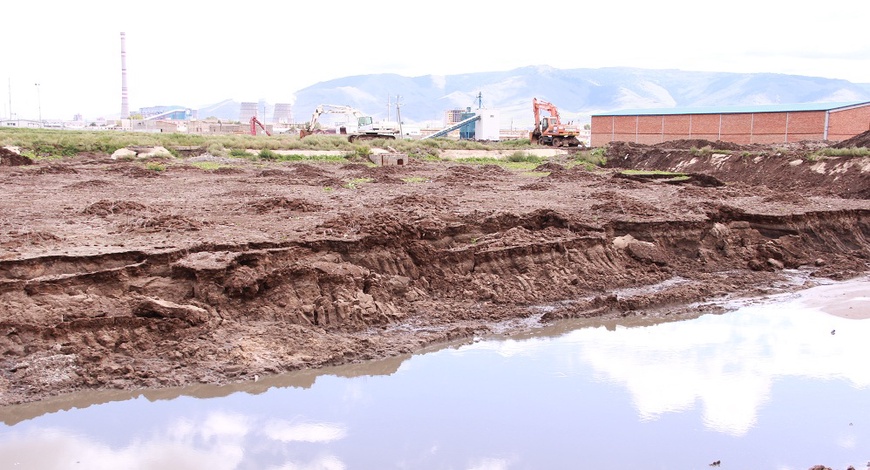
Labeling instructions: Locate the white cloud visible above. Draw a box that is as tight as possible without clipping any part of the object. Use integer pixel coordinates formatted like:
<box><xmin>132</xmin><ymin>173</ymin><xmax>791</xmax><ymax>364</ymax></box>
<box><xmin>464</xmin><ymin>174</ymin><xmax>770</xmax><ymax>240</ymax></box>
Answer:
<box><xmin>262</xmin><ymin>421</ymin><xmax>348</xmax><ymax>443</ymax></box>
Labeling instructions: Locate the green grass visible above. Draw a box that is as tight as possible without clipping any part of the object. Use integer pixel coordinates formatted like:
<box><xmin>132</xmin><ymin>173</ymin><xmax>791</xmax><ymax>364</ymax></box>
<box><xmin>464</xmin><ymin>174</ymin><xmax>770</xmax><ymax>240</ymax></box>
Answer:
<box><xmin>258</xmin><ymin>149</ymin><xmax>279</xmax><ymax>160</ymax></box>
<box><xmin>229</xmin><ymin>148</ymin><xmax>251</xmax><ymax>157</ymax></box>
<box><xmin>573</xmin><ymin>147</ymin><xmax>607</xmax><ymax>167</ymax></box>
<box><xmin>453</xmin><ymin>157</ymin><xmax>543</xmax><ymax>171</ymax></box>
<box><xmin>144</xmin><ymin>162</ymin><xmax>166</xmax><ymax>172</ymax></box>
<box><xmin>809</xmin><ymin>147</ymin><xmax>870</xmax><ymax>158</ymax></box>
<box><xmin>343</xmin><ymin>177</ymin><xmax>373</xmax><ymax>189</ymax></box>
<box><xmin>0</xmin><ymin>127</ymin><xmax>552</xmax><ymax>164</ymax></box>
<box><xmin>505</xmin><ymin>151</ymin><xmax>542</xmax><ymax>163</ymax></box>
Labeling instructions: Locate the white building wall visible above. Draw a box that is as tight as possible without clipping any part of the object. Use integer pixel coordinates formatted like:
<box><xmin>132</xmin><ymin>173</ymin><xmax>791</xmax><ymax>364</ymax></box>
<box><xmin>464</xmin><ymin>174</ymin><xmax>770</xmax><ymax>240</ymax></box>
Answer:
<box><xmin>475</xmin><ymin>109</ymin><xmax>500</xmax><ymax>141</ymax></box>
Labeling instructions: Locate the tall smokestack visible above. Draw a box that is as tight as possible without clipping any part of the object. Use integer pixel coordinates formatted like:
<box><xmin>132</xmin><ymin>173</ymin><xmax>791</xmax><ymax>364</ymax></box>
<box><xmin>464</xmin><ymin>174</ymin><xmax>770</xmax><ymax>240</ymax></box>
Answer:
<box><xmin>120</xmin><ymin>32</ymin><xmax>129</xmax><ymax>119</ymax></box>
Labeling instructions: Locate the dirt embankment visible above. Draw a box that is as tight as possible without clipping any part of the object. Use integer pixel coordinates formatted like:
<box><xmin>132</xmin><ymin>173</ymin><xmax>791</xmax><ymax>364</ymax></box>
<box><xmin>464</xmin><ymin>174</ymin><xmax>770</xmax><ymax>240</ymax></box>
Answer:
<box><xmin>0</xmin><ymin>140</ymin><xmax>868</xmax><ymax>405</ymax></box>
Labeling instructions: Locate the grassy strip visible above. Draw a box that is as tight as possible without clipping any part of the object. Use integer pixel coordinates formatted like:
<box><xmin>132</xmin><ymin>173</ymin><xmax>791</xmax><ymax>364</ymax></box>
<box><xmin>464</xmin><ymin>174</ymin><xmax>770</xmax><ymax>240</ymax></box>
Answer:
<box><xmin>809</xmin><ymin>147</ymin><xmax>870</xmax><ymax>158</ymax></box>
<box><xmin>0</xmin><ymin>128</ymin><xmax>539</xmax><ymax>160</ymax></box>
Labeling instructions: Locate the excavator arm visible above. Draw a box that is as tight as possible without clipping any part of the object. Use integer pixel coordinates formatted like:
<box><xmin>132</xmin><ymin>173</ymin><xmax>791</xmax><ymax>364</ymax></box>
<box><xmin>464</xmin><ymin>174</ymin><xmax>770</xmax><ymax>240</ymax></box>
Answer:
<box><xmin>532</xmin><ymin>98</ymin><xmax>562</xmax><ymax>128</ymax></box>
<box><xmin>300</xmin><ymin>104</ymin><xmax>367</xmax><ymax>138</ymax></box>
<box><xmin>250</xmin><ymin>116</ymin><xmax>271</xmax><ymax>136</ymax></box>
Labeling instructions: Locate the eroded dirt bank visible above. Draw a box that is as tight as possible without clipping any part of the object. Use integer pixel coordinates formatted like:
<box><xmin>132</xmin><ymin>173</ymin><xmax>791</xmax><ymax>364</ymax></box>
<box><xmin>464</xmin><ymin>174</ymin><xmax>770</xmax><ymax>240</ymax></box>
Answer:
<box><xmin>1</xmin><ymin>139</ymin><xmax>869</xmax><ymax>405</ymax></box>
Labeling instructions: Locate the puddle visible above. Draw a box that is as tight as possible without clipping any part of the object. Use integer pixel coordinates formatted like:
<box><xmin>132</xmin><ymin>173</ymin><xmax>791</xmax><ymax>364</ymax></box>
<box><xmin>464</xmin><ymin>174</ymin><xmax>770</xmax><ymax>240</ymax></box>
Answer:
<box><xmin>1</xmin><ymin>278</ymin><xmax>869</xmax><ymax>469</ymax></box>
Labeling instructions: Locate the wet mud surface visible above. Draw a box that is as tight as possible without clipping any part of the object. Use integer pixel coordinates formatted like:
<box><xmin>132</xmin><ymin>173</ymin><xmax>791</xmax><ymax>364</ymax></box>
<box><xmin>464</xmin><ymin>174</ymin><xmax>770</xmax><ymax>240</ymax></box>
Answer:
<box><xmin>1</xmin><ymin>137</ymin><xmax>869</xmax><ymax>405</ymax></box>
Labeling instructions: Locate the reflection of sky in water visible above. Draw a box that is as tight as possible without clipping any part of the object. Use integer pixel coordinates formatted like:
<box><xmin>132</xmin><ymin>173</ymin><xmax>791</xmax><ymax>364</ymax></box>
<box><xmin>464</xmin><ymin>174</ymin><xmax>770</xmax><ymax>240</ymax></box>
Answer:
<box><xmin>1</xmin><ymin>279</ymin><xmax>868</xmax><ymax>469</ymax></box>
<box><xmin>459</xmin><ymin>282</ymin><xmax>870</xmax><ymax>437</ymax></box>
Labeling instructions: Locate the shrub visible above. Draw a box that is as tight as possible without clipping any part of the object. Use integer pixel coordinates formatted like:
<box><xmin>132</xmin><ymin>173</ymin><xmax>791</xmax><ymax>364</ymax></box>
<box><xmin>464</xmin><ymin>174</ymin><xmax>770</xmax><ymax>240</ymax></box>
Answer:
<box><xmin>574</xmin><ymin>147</ymin><xmax>607</xmax><ymax>167</ymax></box>
<box><xmin>506</xmin><ymin>151</ymin><xmax>542</xmax><ymax>163</ymax></box>
<box><xmin>206</xmin><ymin>143</ymin><xmax>228</xmax><ymax>157</ymax></box>
<box><xmin>258</xmin><ymin>149</ymin><xmax>278</xmax><ymax>160</ymax></box>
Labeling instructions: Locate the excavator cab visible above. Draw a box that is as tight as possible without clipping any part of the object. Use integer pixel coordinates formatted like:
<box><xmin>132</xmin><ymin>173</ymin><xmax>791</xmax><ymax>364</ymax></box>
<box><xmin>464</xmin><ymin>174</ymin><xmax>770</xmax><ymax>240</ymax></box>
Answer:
<box><xmin>541</xmin><ymin>117</ymin><xmax>553</xmax><ymax>132</ymax></box>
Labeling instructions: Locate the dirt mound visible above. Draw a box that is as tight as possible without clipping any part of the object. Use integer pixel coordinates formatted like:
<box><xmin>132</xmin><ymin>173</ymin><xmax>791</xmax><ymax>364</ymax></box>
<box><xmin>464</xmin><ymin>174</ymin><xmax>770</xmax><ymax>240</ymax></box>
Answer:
<box><xmin>249</xmin><ymin>197</ymin><xmax>324</xmax><ymax>214</ymax></box>
<box><xmin>388</xmin><ymin>194</ymin><xmax>455</xmax><ymax>210</ymax></box>
<box><xmin>211</xmin><ymin>166</ymin><xmax>246</xmax><ymax>175</ymax></box>
<box><xmin>107</xmin><ymin>165</ymin><xmax>163</xmax><ymax>178</ymax></box>
<box><xmin>834</xmin><ymin>130</ymin><xmax>870</xmax><ymax>149</ymax></box>
<box><xmin>65</xmin><ymin>179</ymin><xmax>113</xmax><ymax>190</ymax></box>
<box><xmin>291</xmin><ymin>163</ymin><xmax>332</xmax><ymax>178</ymax></box>
<box><xmin>83</xmin><ymin>200</ymin><xmax>148</xmax><ymax>216</ymax></box>
<box><xmin>437</xmin><ymin>164</ymin><xmax>511</xmax><ymax>184</ymax></box>
<box><xmin>603</xmin><ymin>140</ymin><xmax>869</xmax><ymax>199</ymax></box>
<box><xmin>0</xmin><ymin>148</ymin><xmax>33</xmax><ymax>166</ymax></box>
<box><xmin>29</xmin><ymin>164</ymin><xmax>79</xmax><ymax>175</ymax></box>
<box><xmin>534</xmin><ymin>162</ymin><xmax>566</xmax><ymax>172</ymax></box>
<box><xmin>0</xmin><ymin>230</ymin><xmax>61</xmax><ymax>248</ymax></box>
<box><xmin>256</xmin><ymin>169</ymin><xmax>292</xmax><ymax>178</ymax></box>
<box><xmin>519</xmin><ymin>182</ymin><xmax>553</xmax><ymax>191</ymax></box>
<box><xmin>256</xmin><ymin>166</ymin><xmax>343</xmax><ymax>187</ymax></box>
<box><xmin>118</xmin><ymin>214</ymin><xmax>205</xmax><ymax>233</ymax></box>
<box><xmin>340</xmin><ymin>163</ymin><xmax>370</xmax><ymax>171</ymax></box>
<box><xmin>654</xmin><ymin>139</ymin><xmax>747</xmax><ymax>151</ymax></box>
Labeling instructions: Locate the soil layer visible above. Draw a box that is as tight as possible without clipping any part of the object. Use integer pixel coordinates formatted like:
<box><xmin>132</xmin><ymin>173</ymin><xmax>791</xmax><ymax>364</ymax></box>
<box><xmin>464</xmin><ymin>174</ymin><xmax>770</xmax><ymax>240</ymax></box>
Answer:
<box><xmin>1</xmin><ymin>138</ymin><xmax>869</xmax><ymax>405</ymax></box>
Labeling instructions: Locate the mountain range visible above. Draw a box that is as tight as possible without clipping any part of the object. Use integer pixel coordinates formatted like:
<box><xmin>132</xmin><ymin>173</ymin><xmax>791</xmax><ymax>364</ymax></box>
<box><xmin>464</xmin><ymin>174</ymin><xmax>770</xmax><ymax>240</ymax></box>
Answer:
<box><xmin>194</xmin><ymin>66</ymin><xmax>870</xmax><ymax>129</ymax></box>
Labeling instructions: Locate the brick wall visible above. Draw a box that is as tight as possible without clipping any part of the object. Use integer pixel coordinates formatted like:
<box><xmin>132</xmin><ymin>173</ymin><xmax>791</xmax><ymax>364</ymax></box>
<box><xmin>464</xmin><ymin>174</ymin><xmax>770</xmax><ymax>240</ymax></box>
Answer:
<box><xmin>592</xmin><ymin>104</ymin><xmax>870</xmax><ymax>146</ymax></box>
<box><xmin>829</xmin><ymin>105</ymin><xmax>870</xmax><ymax>141</ymax></box>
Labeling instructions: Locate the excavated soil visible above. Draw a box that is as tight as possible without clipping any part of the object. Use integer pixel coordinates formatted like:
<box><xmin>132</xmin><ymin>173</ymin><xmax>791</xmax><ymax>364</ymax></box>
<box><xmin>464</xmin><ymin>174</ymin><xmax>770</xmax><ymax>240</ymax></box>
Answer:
<box><xmin>1</xmin><ymin>139</ymin><xmax>869</xmax><ymax>406</ymax></box>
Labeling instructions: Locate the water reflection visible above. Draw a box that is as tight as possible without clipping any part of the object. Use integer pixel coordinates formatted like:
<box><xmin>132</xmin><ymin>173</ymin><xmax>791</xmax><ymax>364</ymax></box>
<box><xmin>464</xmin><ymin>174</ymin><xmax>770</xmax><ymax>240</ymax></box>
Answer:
<box><xmin>1</xmin><ymin>278</ymin><xmax>868</xmax><ymax>469</ymax></box>
<box><xmin>458</xmin><ymin>279</ymin><xmax>870</xmax><ymax>436</ymax></box>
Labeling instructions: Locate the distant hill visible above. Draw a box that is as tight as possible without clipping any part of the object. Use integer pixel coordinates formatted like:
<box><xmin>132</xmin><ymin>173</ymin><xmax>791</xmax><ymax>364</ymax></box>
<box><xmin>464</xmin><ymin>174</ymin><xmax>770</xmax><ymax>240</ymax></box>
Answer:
<box><xmin>196</xmin><ymin>66</ymin><xmax>870</xmax><ymax>129</ymax></box>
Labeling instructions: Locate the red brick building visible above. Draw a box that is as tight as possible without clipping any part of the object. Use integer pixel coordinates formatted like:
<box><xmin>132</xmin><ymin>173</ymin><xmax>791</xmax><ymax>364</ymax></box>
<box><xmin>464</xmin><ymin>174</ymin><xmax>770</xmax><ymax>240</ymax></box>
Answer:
<box><xmin>590</xmin><ymin>101</ymin><xmax>870</xmax><ymax>147</ymax></box>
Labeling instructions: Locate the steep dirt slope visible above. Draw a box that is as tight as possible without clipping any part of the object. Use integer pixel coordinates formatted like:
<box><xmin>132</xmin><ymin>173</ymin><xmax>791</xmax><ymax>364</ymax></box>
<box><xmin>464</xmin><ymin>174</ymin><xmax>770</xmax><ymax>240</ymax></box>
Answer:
<box><xmin>0</xmin><ymin>143</ymin><xmax>868</xmax><ymax>405</ymax></box>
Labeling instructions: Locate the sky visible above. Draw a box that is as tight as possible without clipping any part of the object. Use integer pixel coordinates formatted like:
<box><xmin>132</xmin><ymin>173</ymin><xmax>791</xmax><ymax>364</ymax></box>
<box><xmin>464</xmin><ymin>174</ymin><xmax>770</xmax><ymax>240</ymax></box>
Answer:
<box><xmin>2</xmin><ymin>0</ymin><xmax>869</xmax><ymax>121</ymax></box>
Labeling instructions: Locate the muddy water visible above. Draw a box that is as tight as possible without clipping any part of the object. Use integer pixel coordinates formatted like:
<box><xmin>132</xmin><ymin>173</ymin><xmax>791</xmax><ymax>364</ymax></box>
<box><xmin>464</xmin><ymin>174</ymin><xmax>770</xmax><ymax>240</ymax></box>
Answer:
<box><xmin>1</xmin><ymin>279</ymin><xmax>869</xmax><ymax>469</ymax></box>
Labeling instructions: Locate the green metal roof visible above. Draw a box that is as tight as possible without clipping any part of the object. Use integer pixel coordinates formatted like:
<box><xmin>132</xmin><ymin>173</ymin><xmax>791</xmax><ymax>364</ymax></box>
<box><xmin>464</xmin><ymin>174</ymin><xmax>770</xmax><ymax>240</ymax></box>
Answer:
<box><xmin>592</xmin><ymin>100</ymin><xmax>870</xmax><ymax>117</ymax></box>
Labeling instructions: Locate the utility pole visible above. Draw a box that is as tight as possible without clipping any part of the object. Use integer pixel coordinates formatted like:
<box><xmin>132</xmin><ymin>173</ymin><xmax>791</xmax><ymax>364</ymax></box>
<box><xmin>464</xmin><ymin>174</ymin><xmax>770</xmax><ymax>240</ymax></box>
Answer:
<box><xmin>8</xmin><ymin>78</ymin><xmax>12</xmax><ymax>120</ymax></box>
<box><xmin>395</xmin><ymin>94</ymin><xmax>403</xmax><ymax>138</ymax></box>
<box><xmin>35</xmin><ymin>83</ymin><xmax>42</xmax><ymax>123</ymax></box>
<box><xmin>386</xmin><ymin>94</ymin><xmax>391</xmax><ymax>122</ymax></box>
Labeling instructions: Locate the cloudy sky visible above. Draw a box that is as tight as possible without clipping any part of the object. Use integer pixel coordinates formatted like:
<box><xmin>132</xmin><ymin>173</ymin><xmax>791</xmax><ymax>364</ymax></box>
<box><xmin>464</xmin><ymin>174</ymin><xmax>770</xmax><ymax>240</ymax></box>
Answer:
<box><xmin>2</xmin><ymin>0</ymin><xmax>868</xmax><ymax>120</ymax></box>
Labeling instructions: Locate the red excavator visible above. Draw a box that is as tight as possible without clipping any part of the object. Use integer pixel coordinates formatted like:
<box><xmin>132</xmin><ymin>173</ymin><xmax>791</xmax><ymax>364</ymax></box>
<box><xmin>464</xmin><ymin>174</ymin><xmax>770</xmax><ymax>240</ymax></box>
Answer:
<box><xmin>250</xmin><ymin>116</ymin><xmax>271</xmax><ymax>136</ymax></box>
<box><xmin>530</xmin><ymin>98</ymin><xmax>581</xmax><ymax>147</ymax></box>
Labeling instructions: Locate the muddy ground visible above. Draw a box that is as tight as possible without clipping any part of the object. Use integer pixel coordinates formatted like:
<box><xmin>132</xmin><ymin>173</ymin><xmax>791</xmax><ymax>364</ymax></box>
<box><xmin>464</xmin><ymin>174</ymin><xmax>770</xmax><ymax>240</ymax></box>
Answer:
<box><xmin>1</xmin><ymin>136</ymin><xmax>869</xmax><ymax>406</ymax></box>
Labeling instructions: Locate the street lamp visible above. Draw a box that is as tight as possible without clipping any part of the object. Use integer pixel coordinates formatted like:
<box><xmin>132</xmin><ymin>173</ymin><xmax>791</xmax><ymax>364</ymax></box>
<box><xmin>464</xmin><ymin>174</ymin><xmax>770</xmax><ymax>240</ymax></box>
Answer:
<box><xmin>34</xmin><ymin>83</ymin><xmax>41</xmax><ymax>123</ymax></box>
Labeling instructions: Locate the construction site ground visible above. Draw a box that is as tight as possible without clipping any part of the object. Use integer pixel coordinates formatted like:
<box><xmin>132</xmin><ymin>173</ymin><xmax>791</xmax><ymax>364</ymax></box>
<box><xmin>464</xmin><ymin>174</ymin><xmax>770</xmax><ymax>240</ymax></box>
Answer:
<box><xmin>1</xmin><ymin>134</ymin><xmax>869</xmax><ymax>406</ymax></box>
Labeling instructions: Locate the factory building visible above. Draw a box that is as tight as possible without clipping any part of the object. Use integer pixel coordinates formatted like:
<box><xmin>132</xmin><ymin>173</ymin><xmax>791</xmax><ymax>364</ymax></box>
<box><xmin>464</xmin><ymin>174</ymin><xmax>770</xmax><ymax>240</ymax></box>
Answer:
<box><xmin>590</xmin><ymin>101</ymin><xmax>870</xmax><ymax>147</ymax></box>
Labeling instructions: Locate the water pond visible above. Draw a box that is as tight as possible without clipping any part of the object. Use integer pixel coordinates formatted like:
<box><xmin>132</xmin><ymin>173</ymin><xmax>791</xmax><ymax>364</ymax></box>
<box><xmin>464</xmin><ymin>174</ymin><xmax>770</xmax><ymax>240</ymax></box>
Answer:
<box><xmin>1</xmin><ymin>278</ymin><xmax>869</xmax><ymax>469</ymax></box>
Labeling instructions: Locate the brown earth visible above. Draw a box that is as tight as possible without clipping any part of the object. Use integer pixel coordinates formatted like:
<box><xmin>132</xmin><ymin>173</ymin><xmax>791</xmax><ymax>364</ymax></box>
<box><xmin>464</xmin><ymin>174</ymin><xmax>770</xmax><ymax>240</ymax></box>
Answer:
<box><xmin>1</xmin><ymin>140</ymin><xmax>869</xmax><ymax>406</ymax></box>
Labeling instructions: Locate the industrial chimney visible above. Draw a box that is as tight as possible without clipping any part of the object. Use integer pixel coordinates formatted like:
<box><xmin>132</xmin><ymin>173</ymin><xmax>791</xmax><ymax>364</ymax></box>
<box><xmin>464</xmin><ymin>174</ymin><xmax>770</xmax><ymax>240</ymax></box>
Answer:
<box><xmin>120</xmin><ymin>32</ymin><xmax>129</xmax><ymax>119</ymax></box>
